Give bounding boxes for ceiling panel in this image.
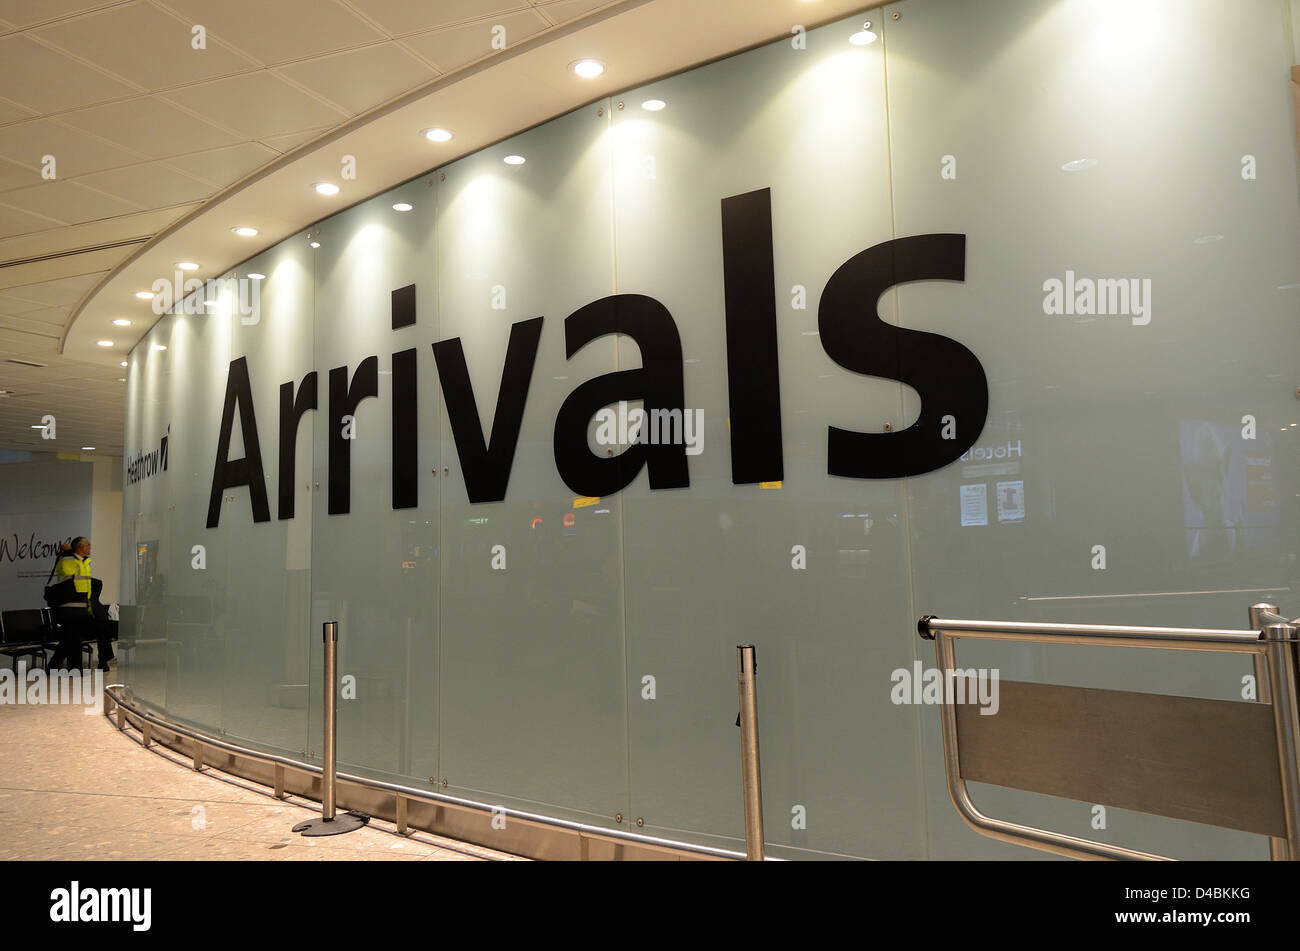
[260,127,334,153]
[0,296,47,316]
[0,119,149,178]
[340,0,531,38]
[0,157,37,192]
[276,44,439,115]
[0,95,37,124]
[0,0,123,29]
[0,34,140,113]
[74,161,214,208]
[1,272,107,307]
[59,96,244,159]
[0,306,68,325]
[159,0,387,66]
[161,141,279,187]
[159,72,350,140]
[34,1,255,91]
[403,10,549,72]
[1,180,141,225]
[0,202,64,239]
[536,0,626,24]
[0,315,62,337]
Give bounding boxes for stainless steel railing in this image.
[917,603,1300,861]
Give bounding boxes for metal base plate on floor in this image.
[292,812,369,837]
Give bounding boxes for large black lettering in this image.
[553,295,688,498]
[721,188,783,484]
[207,356,271,528]
[328,356,379,515]
[432,317,543,503]
[391,349,418,509]
[818,233,987,478]
[277,372,317,520]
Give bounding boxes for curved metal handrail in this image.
[102,684,749,861]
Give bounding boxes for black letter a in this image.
[207,356,271,528]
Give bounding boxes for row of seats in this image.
[0,608,96,670]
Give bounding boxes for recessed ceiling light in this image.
[309,240,321,249]
[570,59,605,79]
[152,344,167,351]
[641,99,666,111]
[112,318,131,327]
[232,226,259,237]
[504,154,526,166]
[313,182,340,196]
[81,447,95,451]
[247,272,265,280]
[423,128,453,143]
[96,339,113,347]
[393,202,413,212]
[134,291,154,300]
[117,378,125,382]
[849,21,877,45]
[1061,158,1098,172]
[119,361,128,367]
[176,261,199,271]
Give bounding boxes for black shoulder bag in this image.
[43,555,81,608]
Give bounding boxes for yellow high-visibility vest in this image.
[56,554,92,610]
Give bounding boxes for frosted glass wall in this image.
[120,0,1300,859]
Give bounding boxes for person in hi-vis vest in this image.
[49,536,113,671]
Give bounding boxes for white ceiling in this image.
[0,0,881,456]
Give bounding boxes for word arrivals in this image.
[205,189,990,528]
[890,660,1000,715]
[49,882,151,932]
[1042,270,1152,325]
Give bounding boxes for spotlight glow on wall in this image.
[423,128,453,142]
[849,21,877,45]
[313,182,340,196]
[570,59,605,79]
[152,344,167,351]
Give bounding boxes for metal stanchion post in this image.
[1249,603,1288,860]
[1264,621,1300,861]
[736,645,765,861]
[293,621,366,836]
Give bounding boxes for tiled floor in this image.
[0,673,519,861]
